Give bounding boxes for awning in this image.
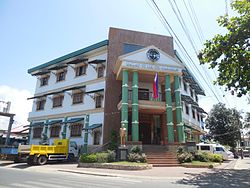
[31,122,44,127]
[181,94,198,106]
[88,59,106,64]
[66,58,88,65]
[84,124,102,130]
[182,69,205,96]
[66,117,84,124]
[27,94,46,100]
[48,65,67,71]
[32,70,50,76]
[45,120,62,125]
[63,85,86,92]
[27,85,85,100]
[85,89,104,94]
[193,105,207,114]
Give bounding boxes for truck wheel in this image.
[68,154,75,162]
[27,157,34,165]
[37,156,47,165]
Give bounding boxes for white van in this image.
[196,143,232,160]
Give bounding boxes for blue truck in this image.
[0,146,19,162]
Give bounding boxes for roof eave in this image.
[28,40,109,74]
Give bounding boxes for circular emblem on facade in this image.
[146,49,160,62]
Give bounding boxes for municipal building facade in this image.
[27,28,206,150]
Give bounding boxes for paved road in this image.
[0,168,193,188]
[0,158,250,188]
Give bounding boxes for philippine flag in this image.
[153,73,159,99]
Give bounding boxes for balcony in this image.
[118,90,166,112]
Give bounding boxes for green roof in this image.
[28,40,109,74]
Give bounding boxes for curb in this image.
[78,162,152,170]
[57,169,184,180]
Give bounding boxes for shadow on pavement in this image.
[10,163,31,169]
[0,161,14,167]
[176,169,250,188]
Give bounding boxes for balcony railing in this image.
[127,90,165,102]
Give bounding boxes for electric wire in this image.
[149,0,221,103]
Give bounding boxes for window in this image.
[185,104,189,115]
[190,88,194,98]
[97,66,104,78]
[36,99,46,111]
[70,123,83,137]
[183,81,187,91]
[56,70,66,82]
[33,127,43,138]
[50,125,61,138]
[40,76,49,86]
[197,113,200,122]
[95,95,103,108]
[93,130,101,145]
[53,95,64,108]
[181,102,184,111]
[72,91,84,104]
[138,89,149,100]
[200,146,210,151]
[75,64,87,77]
[192,109,196,119]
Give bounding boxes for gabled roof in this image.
[118,45,184,68]
[28,40,108,74]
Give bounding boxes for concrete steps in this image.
[143,145,180,167]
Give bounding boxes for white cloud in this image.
[0,85,32,130]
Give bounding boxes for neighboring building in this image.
[27,28,206,151]
[0,125,28,145]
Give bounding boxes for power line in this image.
[168,0,198,54]
[177,0,230,106]
[148,0,222,103]
[182,0,203,44]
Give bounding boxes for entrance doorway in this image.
[138,114,161,145]
[139,122,151,144]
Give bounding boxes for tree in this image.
[205,103,242,148]
[198,0,250,97]
[244,112,250,128]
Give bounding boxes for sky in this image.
[0,0,249,129]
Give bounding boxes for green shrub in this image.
[108,130,119,151]
[211,154,223,163]
[177,146,185,155]
[140,153,147,163]
[177,152,193,163]
[96,152,109,163]
[127,153,142,162]
[80,153,97,163]
[127,153,147,163]
[130,146,142,154]
[194,152,209,162]
[107,150,116,162]
[194,152,223,163]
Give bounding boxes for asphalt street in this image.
[0,158,250,188]
[0,167,193,188]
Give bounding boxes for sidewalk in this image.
[43,163,213,180]
[234,157,250,170]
